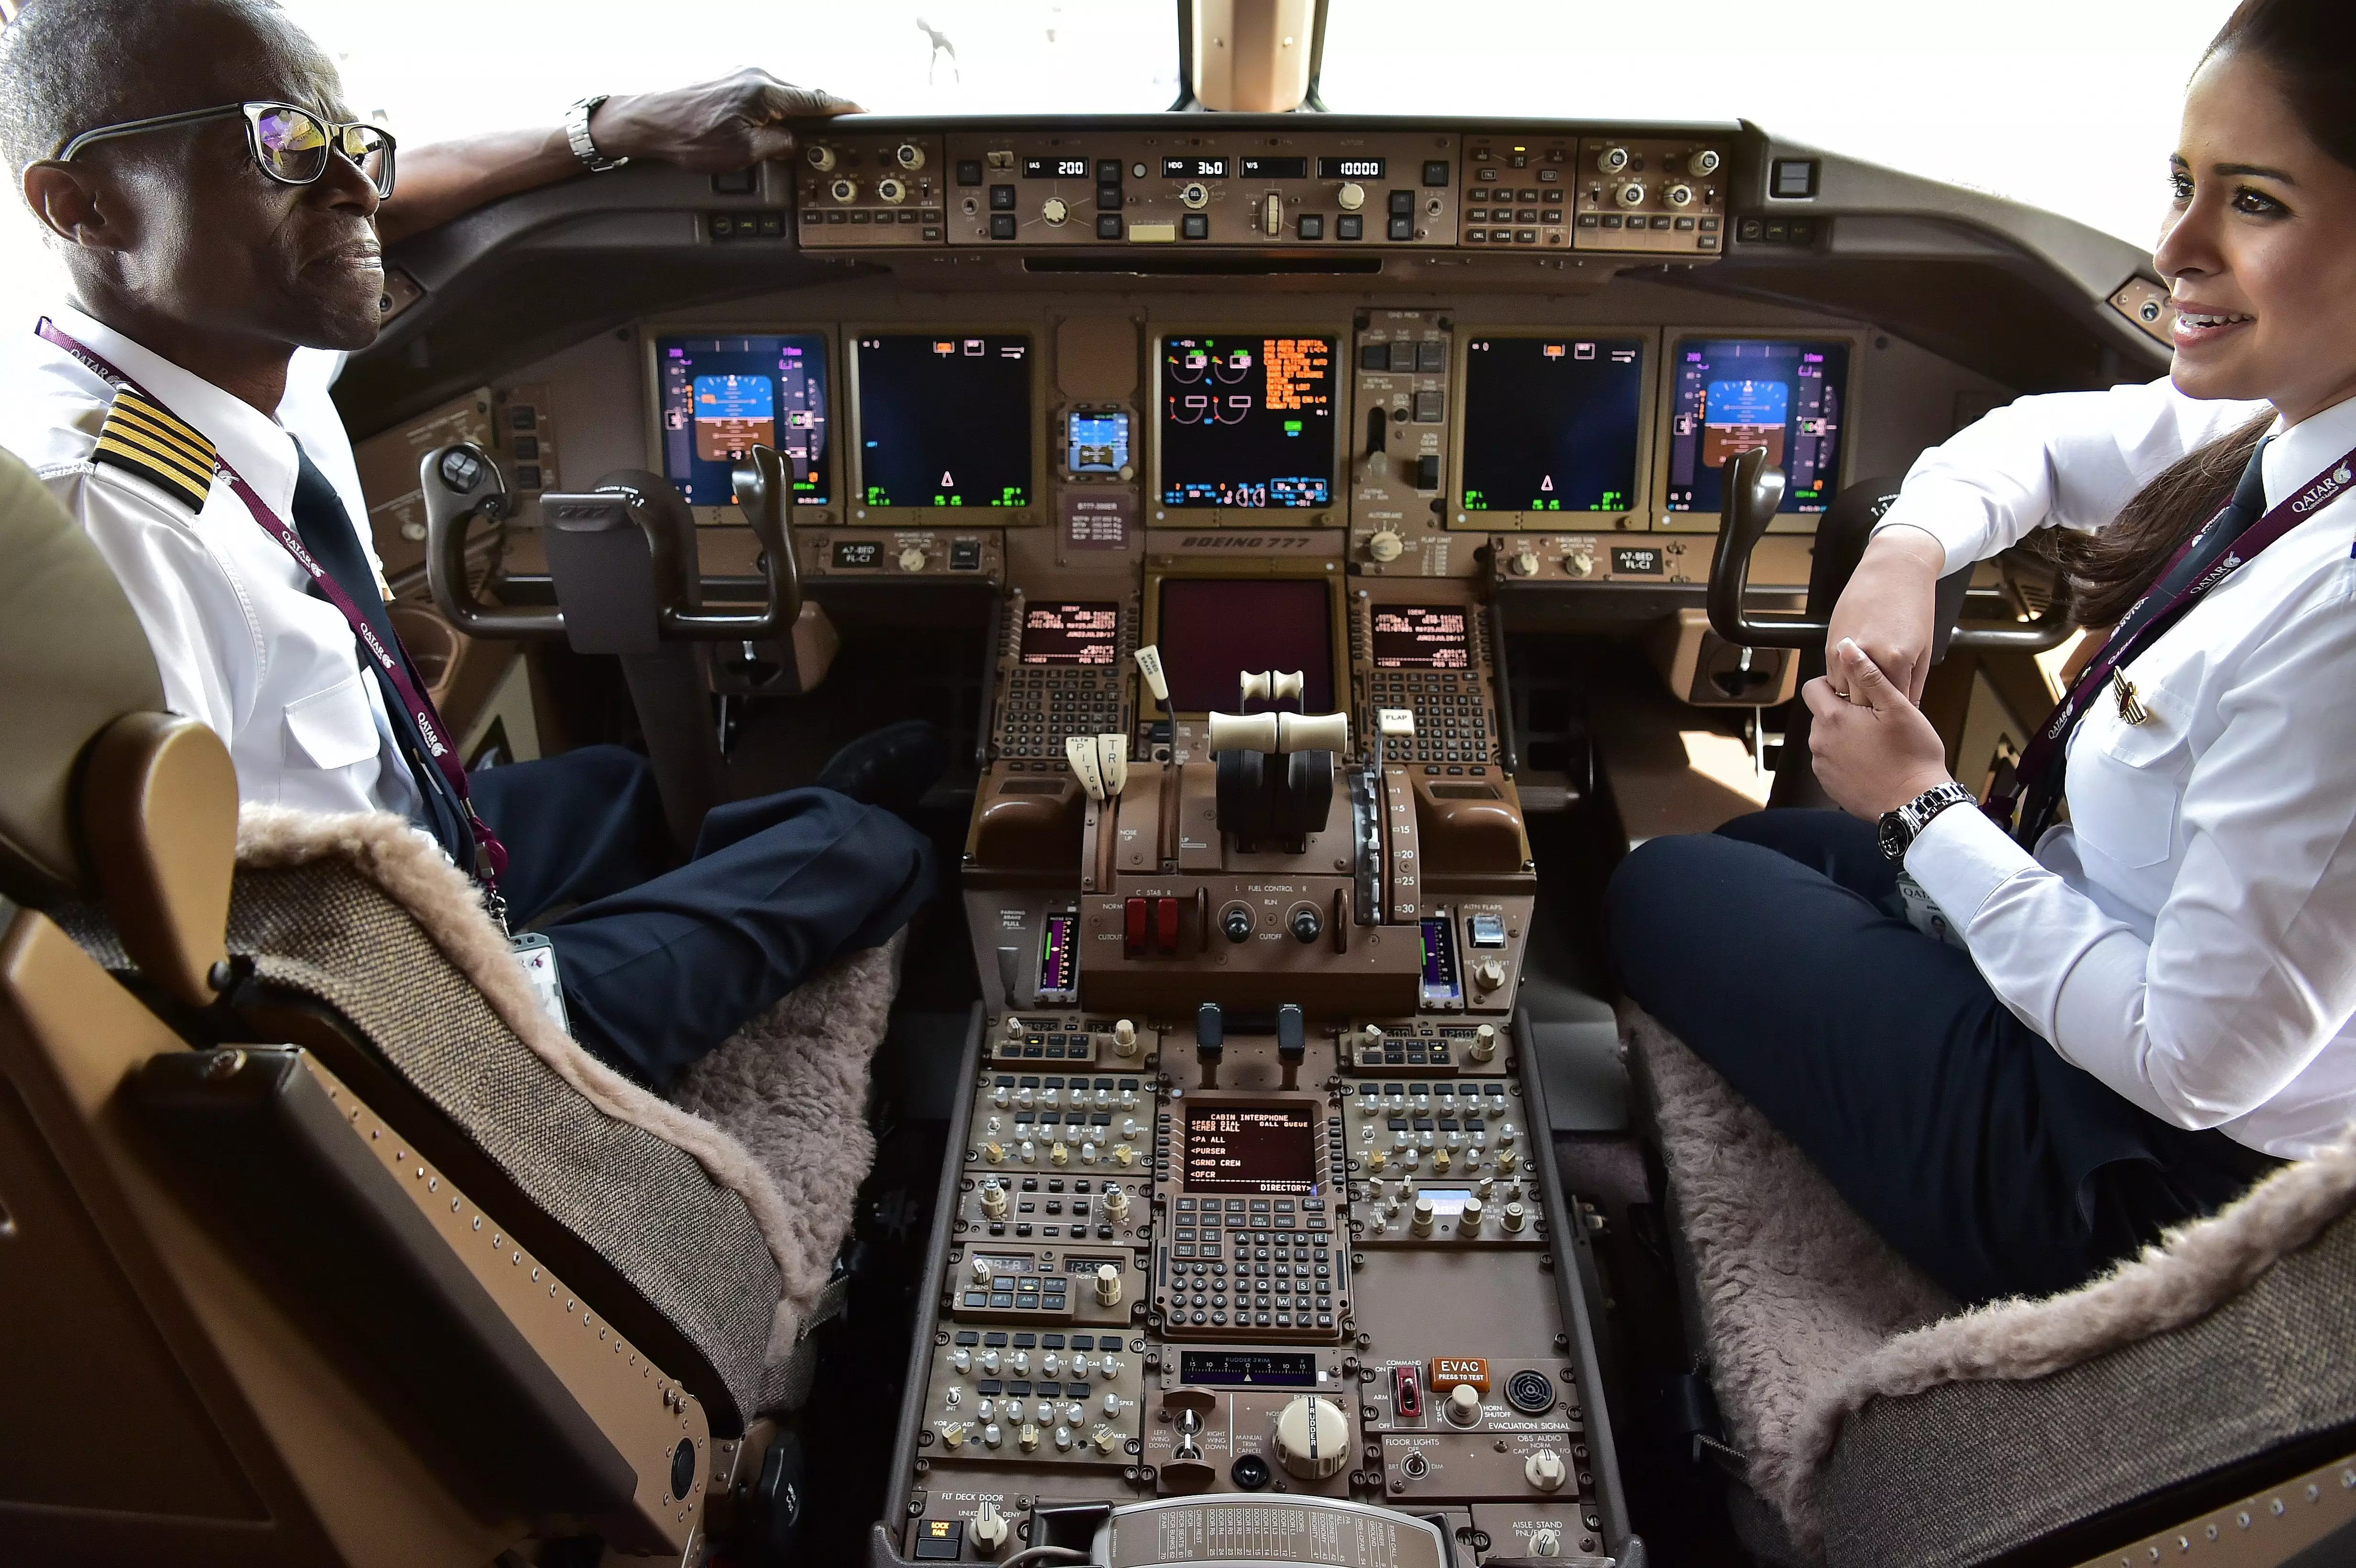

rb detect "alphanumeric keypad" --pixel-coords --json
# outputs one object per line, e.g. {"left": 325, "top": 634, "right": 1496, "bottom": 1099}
{"left": 1000, "top": 666, "right": 1122, "bottom": 760}
{"left": 1371, "top": 669, "right": 1493, "bottom": 765}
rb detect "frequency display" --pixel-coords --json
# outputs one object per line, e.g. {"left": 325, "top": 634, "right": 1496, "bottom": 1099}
{"left": 855, "top": 334, "right": 1033, "bottom": 509}
{"left": 1158, "top": 334, "right": 1336, "bottom": 509}
{"left": 1183, "top": 1104, "right": 1318, "bottom": 1195}
{"left": 1020, "top": 602, "right": 1119, "bottom": 665}
{"left": 1459, "top": 337, "right": 1643, "bottom": 514}
{"left": 1370, "top": 606, "right": 1471, "bottom": 671}
{"left": 1664, "top": 338, "right": 1850, "bottom": 514}
{"left": 657, "top": 335, "right": 828, "bottom": 505}
{"left": 1156, "top": 578, "right": 1334, "bottom": 713}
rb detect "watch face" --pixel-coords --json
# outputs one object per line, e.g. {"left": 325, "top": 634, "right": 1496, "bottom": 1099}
{"left": 1877, "top": 812, "right": 1909, "bottom": 860}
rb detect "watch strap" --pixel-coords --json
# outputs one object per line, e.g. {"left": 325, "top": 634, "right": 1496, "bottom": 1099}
{"left": 1880, "top": 780, "right": 1974, "bottom": 861}
{"left": 566, "top": 95, "right": 628, "bottom": 173}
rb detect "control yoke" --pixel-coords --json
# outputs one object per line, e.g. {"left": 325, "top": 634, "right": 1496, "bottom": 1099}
{"left": 1705, "top": 446, "right": 2072, "bottom": 656}
{"left": 419, "top": 442, "right": 802, "bottom": 645}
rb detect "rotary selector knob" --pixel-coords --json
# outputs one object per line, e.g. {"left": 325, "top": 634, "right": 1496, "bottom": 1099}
{"left": 1665, "top": 183, "right": 1695, "bottom": 208}
{"left": 1274, "top": 1396, "right": 1352, "bottom": 1479}
{"left": 973, "top": 1500, "right": 1009, "bottom": 1555}
{"left": 971, "top": 1258, "right": 994, "bottom": 1288}
{"left": 1469, "top": 1024, "right": 1498, "bottom": 1063}
{"left": 1595, "top": 144, "right": 1631, "bottom": 175}
{"left": 894, "top": 142, "right": 927, "bottom": 170}
{"left": 1004, "top": 1015, "right": 1025, "bottom": 1039}
{"left": 1103, "top": 1185, "right": 1130, "bottom": 1221}
{"left": 1445, "top": 1383, "right": 1483, "bottom": 1426}
{"left": 1690, "top": 148, "right": 1722, "bottom": 176}
{"left": 829, "top": 176, "right": 858, "bottom": 204}
{"left": 979, "top": 1180, "right": 1008, "bottom": 1220}
{"left": 1368, "top": 529, "right": 1405, "bottom": 563}
{"left": 1411, "top": 1195, "right": 1437, "bottom": 1237}
{"left": 1510, "top": 547, "right": 1540, "bottom": 577}
{"left": 1337, "top": 182, "right": 1366, "bottom": 211}
{"left": 1503, "top": 1201, "right": 1528, "bottom": 1232}
{"left": 1041, "top": 196, "right": 1069, "bottom": 225}
{"left": 1615, "top": 181, "right": 1647, "bottom": 208}
{"left": 876, "top": 176, "right": 908, "bottom": 204}
{"left": 1567, "top": 547, "right": 1596, "bottom": 577}
{"left": 1472, "top": 957, "right": 1507, "bottom": 992}
{"left": 1094, "top": 1263, "right": 1123, "bottom": 1306}
{"left": 1528, "top": 1526, "right": 1563, "bottom": 1557}
{"left": 898, "top": 545, "right": 928, "bottom": 572}
{"left": 1179, "top": 182, "right": 1210, "bottom": 210}
{"left": 1460, "top": 1197, "right": 1485, "bottom": 1235}
{"left": 1526, "top": 1448, "right": 1567, "bottom": 1492}
{"left": 1113, "top": 1017, "right": 1139, "bottom": 1056}
{"left": 806, "top": 143, "right": 837, "bottom": 172}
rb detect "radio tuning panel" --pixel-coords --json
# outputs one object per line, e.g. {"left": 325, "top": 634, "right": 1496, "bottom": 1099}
{"left": 794, "top": 134, "right": 945, "bottom": 245}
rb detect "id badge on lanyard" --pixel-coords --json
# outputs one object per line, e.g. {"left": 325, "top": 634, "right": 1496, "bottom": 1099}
{"left": 510, "top": 932, "right": 572, "bottom": 1034}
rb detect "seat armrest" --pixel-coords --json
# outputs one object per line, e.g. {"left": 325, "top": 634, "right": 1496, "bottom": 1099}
{"left": 135, "top": 1046, "right": 709, "bottom": 1555}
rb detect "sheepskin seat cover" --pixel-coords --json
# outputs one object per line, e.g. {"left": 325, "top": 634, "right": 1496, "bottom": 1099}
{"left": 71, "top": 805, "right": 901, "bottom": 1431}
{"left": 1625, "top": 1006, "right": 2356, "bottom": 1566}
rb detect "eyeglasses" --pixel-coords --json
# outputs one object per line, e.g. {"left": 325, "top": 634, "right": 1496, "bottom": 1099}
{"left": 55, "top": 101, "right": 396, "bottom": 199}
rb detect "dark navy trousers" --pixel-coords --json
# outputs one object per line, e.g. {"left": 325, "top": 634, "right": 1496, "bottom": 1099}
{"left": 469, "top": 745, "right": 935, "bottom": 1091}
{"left": 1607, "top": 809, "right": 2279, "bottom": 1304}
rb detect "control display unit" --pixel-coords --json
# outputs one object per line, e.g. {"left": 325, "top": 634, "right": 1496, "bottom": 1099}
{"left": 1183, "top": 1104, "right": 1320, "bottom": 1195}
{"left": 1154, "top": 578, "right": 1335, "bottom": 714}
{"left": 1370, "top": 606, "right": 1472, "bottom": 671}
{"left": 1158, "top": 334, "right": 1337, "bottom": 509}
{"left": 1664, "top": 337, "right": 1850, "bottom": 515}
{"left": 1020, "top": 601, "right": 1119, "bottom": 666}
{"left": 1067, "top": 410, "right": 1131, "bottom": 475}
{"left": 656, "top": 334, "right": 828, "bottom": 504}
{"left": 854, "top": 333, "right": 1033, "bottom": 509}
{"left": 1459, "top": 336, "right": 1644, "bottom": 516}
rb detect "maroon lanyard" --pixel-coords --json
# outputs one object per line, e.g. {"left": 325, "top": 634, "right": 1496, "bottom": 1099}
{"left": 38, "top": 318, "right": 508, "bottom": 885}
{"left": 1985, "top": 436, "right": 2356, "bottom": 844}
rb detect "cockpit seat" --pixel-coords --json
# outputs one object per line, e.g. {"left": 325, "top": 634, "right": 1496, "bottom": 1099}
{"left": 1626, "top": 1005, "right": 2356, "bottom": 1567}
{"left": 0, "top": 445, "right": 900, "bottom": 1562}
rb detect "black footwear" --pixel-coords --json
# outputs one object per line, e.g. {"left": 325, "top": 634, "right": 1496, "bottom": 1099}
{"left": 813, "top": 719, "right": 949, "bottom": 819}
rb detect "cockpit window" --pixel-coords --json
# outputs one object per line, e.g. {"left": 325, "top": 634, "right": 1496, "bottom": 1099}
{"left": 1319, "top": 0, "right": 2226, "bottom": 248}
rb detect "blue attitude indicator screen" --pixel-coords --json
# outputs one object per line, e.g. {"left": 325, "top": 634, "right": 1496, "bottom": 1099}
{"left": 1459, "top": 337, "right": 1645, "bottom": 514}
{"left": 657, "top": 334, "right": 828, "bottom": 505}
{"left": 857, "top": 334, "right": 1033, "bottom": 508}
{"left": 1159, "top": 334, "right": 1336, "bottom": 509}
{"left": 1664, "top": 338, "right": 1850, "bottom": 515}
{"left": 1068, "top": 410, "right": 1131, "bottom": 474}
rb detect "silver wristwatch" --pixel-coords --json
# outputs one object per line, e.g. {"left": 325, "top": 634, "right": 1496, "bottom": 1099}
{"left": 1877, "top": 780, "right": 1974, "bottom": 862}
{"left": 565, "top": 95, "right": 629, "bottom": 173}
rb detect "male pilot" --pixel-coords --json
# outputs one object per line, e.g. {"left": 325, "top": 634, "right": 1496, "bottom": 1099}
{"left": 0, "top": 0, "right": 939, "bottom": 1089}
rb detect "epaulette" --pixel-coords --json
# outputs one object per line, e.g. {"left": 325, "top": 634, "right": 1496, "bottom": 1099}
{"left": 90, "top": 386, "right": 216, "bottom": 512}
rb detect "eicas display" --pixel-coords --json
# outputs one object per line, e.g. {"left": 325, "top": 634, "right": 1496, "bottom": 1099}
{"left": 856, "top": 333, "right": 1033, "bottom": 508}
{"left": 1159, "top": 334, "right": 1336, "bottom": 509}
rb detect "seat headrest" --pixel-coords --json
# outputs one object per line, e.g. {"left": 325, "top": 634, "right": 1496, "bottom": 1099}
{"left": 0, "top": 445, "right": 170, "bottom": 906}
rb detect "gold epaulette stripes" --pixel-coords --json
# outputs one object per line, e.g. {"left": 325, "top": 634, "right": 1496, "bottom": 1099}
{"left": 90, "top": 386, "right": 217, "bottom": 512}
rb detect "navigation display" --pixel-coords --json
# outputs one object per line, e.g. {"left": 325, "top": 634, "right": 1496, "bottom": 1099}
{"left": 1183, "top": 1103, "right": 1318, "bottom": 1195}
{"left": 1664, "top": 337, "right": 1849, "bottom": 515}
{"left": 1459, "top": 337, "right": 1643, "bottom": 515}
{"left": 1156, "top": 578, "right": 1334, "bottom": 713}
{"left": 1020, "top": 601, "right": 1118, "bottom": 665}
{"left": 1159, "top": 334, "right": 1336, "bottom": 509}
{"left": 657, "top": 335, "right": 828, "bottom": 505}
{"left": 1371, "top": 605, "right": 1471, "bottom": 671}
{"left": 855, "top": 334, "right": 1032, "bottom": 509}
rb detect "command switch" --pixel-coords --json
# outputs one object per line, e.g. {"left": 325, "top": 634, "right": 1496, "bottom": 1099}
{"left": 1393, "top": 1364, "right": 1424, "bottom": 1419}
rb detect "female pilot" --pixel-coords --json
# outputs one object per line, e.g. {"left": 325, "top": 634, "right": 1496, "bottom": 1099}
{"left": 1608, "top": 0, "right": 2356, "bottom": 1305}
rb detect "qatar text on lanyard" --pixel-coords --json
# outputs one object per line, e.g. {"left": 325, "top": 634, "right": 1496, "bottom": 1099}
{"left": 35, "top": 318, "right": 513, "bottom": 911}
{"left": 1985, "top": 440, "right": 2356, "bottom": 848}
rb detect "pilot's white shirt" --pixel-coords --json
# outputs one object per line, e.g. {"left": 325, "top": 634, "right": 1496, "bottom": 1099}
{"left": 0, "top": 305, "right": 422, "bottom": 823}
{"left": 1878, "top": 380, "right": 2356, "bottom": 1160}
